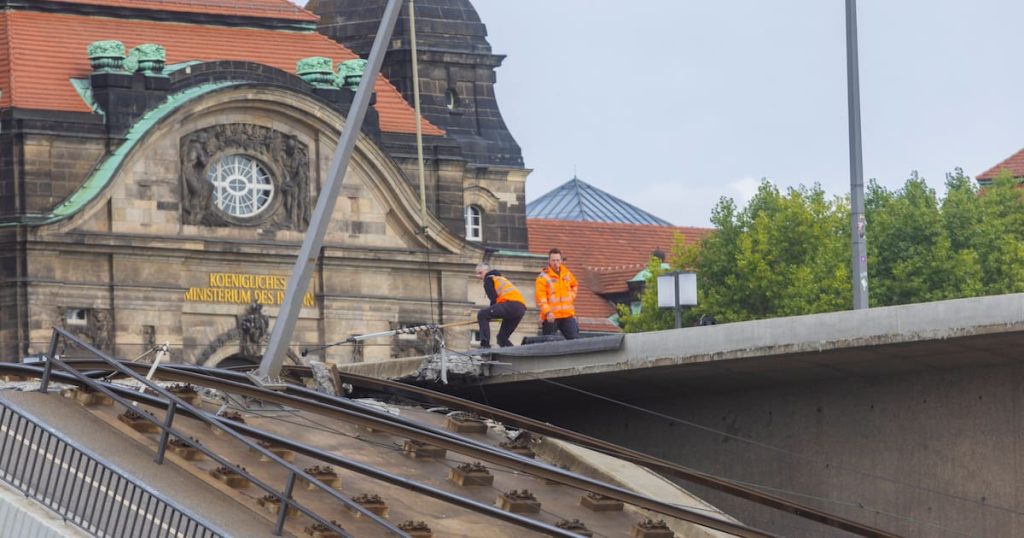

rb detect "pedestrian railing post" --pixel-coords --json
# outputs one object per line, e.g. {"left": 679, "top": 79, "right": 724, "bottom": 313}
{"left": 274, "top": 471, "right": 297, "bottom": 536}
{"left": 154, "top": 401, "right": 177, "bottom": 464}
{"left": 39, "top": 330, "right": 61, "bottom": 393}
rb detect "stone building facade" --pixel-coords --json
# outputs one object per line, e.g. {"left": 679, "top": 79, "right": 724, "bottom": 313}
{"left": 0, "top": 0, "right": 538, "bottom": 366}
{"left": 309, "top": 0, "right": 529, "bottom": 249}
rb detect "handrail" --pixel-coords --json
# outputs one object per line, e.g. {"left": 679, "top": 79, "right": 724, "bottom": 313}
{"left": 173, "top": 362, "right": 901, "bottom": 538}
{"left": 0, "top": 397, "right": 226, "bottom": 538}
{"left": 101, "top": 386, "right": 593, "bottom": 538}
{"left": 6, "top": 363, "right": 593, "bottom": 538}
{"left": 5, "top": 350, "right": 904, "bottom": 537}
{"left": 41, "top": 327, "right": 404, "bottom": 538}
{"left": 46, "top": 359, "right": 778, "bottom": 537}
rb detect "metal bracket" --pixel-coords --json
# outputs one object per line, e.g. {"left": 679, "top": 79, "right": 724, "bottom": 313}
{"left": 245, "top": 370, "right": 288, "bottom": 391}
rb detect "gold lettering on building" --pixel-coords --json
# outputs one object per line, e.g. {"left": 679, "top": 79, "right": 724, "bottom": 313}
{"left": 185, "top": 273, "right": 315, "bottom": 306}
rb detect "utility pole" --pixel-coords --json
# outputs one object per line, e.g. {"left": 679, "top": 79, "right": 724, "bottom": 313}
{"left": 255, "top": 0, "right": 405, "bottom": 385}
{"left": 846, "top": 0, "right": 869, "bottom": 309}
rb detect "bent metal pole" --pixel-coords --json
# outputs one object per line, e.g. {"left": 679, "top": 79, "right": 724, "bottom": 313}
{"left": 257, "top": 0, "right": 404, "bottom": 383}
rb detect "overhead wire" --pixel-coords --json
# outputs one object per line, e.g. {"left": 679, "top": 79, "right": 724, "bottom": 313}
{"left": 49, "top": 343, "right": 991, "bottom": 536}
{"left": 51, "top": 341, "right": 1006, "bottom": 523}
{"left": 473, "top": 358, "right": 1020, "bottom": 518}
{"left": 722, "top": 477, "right": 979, "bottom": 538}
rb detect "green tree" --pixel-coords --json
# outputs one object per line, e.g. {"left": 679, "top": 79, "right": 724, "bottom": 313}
{"left": 620, "top": 181, "right": 850, "bottom": 331}
{"left": 971, "top": 171, "right": 1024, "bottom": 294}
{"left": 866, "top": 173, "right": 983, "bottom": 305}
{"left": 615, "top": 254, "right": 676, "bottom": 332}
{"left": 941, "top": 168, "right": 981, "bottom": 253}
{"left": 620, "top": 171, "right": 1024, "bottom": 334}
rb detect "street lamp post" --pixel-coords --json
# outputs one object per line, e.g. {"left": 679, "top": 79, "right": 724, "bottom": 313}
{"left": 846, "top": 0, "right": 869, "bottom": 309}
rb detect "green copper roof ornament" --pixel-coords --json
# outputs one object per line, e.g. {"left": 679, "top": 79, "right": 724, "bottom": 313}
{"left": 87, "top": 40, "right": 126, "bottom": 73}
{"left": 296, "top": 56, "right": 336, "bottom": 88}
{"left": 124, "top": 44, "right": 167, "bottom": 76}
{"left": 336, "top": 59, "right": 368, "bottom": 91}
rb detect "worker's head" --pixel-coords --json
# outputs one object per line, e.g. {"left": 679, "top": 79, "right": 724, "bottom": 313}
{"left": 474, "top": 262, "right": 490, "bottom": 279}
{"left": 547, "top": 248, "right": 563, "bottom": 272}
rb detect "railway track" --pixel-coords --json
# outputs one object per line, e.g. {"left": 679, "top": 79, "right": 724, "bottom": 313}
{"left": 1, "top": 356, "right": 899, "bottom": 538}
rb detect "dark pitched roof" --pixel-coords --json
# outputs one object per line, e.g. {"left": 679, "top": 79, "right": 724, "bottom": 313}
{"left": 527, "top": 177, "right": 673, "bottom": 226}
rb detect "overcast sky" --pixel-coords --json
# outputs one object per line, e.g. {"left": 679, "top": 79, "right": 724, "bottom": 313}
{"left": 468, "top": 0, "right": 1024, "bottom": 226}
{"left": 298, "top": 1, "right": 1024, "bottom": 227}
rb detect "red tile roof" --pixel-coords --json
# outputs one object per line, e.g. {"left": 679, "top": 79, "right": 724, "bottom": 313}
{"left": 0, "top": 17, "right": 11, "bottom": 113}
{"left": 50, "top": 0, "right": 319, "bottom": 21}
{"left": 527, "top": 219, "right": 713, "bottom": 332}
{"left": 978, "top": 146, "right": 1024, "bottom": 181}
{"left": 585, "top": 265, "right": 647, "bottom": 295}
{"left": 0, "top": 10, "right": 443, "bottom": 136}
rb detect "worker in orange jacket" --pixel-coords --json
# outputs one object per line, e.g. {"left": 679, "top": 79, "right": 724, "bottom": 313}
{"left": 475, "top": 263, "right": 527, "bottom": 348}
{"left": 534, "top": 248, "right": 579, "bottom": 340}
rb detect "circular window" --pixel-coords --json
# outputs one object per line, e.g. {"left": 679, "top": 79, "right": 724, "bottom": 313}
{"left": 206, "top": 155, "right": 274, "bottom": 218}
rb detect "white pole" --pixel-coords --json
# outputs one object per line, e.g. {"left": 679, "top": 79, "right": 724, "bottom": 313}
{"left": 142, "top": 343, "right": 169, "bottom": 386}
{"left": 134, "top": 342, "right": 169, "bottom": 406}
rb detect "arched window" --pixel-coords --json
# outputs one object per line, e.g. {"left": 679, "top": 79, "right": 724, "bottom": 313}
{"left": 464, "top": 205, "right": 482, "bottom": 241}
{"left": 445, "top": 88, "right": 459, "bottom": 112}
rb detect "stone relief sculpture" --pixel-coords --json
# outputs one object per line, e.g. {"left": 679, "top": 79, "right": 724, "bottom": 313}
{"left": 179, "top": 124, "right": 311, "bottom": 230}
{"left": 182, "top": 131, "right": 215, "bottom": 224}
{"left": 58, "top": 307, "right": 113, "bottom": 354}
{"left": 281, "top": 135, "right": 311, "bottom": 229}
{"left": 238, "top": 301, "right": 269, "bottom": 358}
{"left": 90, "top": 310, "right": 112, "bottom": 352}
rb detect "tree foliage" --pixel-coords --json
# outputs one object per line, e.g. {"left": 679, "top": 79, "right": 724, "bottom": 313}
{"left": 866, "top": 173, "right": 981, "bottom": 304}
{"left": 619, "top": 171, "right": 1024, "bottom": 333}
{"left": 620, "top": 181, "right": 849, "bottom": 329}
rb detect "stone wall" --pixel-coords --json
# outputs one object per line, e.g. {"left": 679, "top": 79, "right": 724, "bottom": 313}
{"left": 313, "top": 0, "right": 530, "bottom": 251}
{"left": 8, "top": 85, "right": 541, "bottom": 365}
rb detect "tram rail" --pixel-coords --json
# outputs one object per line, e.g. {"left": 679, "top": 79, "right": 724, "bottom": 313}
{"left": 1, "top": 349, "right": 900, "bottom": 538}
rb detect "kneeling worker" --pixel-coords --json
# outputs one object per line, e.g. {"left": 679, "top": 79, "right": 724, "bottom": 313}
{"left": 475, "top": 263, "right": 527, "bottom": 348}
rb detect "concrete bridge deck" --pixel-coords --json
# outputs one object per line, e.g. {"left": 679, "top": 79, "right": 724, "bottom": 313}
{"left": 476, "top": 293, "right": 1024, "bottom": 396}
{"left": 442, "top": 294, "right": 1024, "bottom": 537}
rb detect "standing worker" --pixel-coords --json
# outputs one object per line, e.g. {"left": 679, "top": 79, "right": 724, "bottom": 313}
{"left": 475, "top": 263, "right": 527, "bottom": 348}
{"left": 535, "top": 248, "right": 579, "bottom": 340}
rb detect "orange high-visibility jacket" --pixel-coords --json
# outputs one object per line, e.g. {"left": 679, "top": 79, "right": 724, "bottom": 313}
{"left": 490, "top": 274, "right": 526, "bottom": 305}
{"left": 535, "top": 265, "right": 578, "bottom": 320}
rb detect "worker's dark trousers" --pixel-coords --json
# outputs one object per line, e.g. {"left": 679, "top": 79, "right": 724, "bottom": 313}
{"left": 542, "top": 316, "right": 579, "bottom": 340}
{"left": 478, "top": 301, "right": 527, "bottom": 347}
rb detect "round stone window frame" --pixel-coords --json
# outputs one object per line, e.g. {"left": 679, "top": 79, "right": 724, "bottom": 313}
{"left": 204, "top": 153, "right": 281, "bottom": 225}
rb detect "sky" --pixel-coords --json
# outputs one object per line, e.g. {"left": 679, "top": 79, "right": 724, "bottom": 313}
{"left": 296, "top": 1, "right": 1024, "bottom": 227}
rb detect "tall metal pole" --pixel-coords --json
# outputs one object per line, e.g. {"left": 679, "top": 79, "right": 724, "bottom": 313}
{"left": 673, "top": 272, "right": 681, "bottom": 329}
{"left": 256, "top": 0, "right": 405, "bottom": 383}
{"left": 846, "top": 0, "right": 869, "bottom": 309}
{"left": 408, "top": 0, "right": 429, "bottom": 229}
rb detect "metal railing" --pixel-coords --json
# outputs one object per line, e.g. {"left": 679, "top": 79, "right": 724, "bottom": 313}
{"left": 40, "top": 327, "right": 404, "bottom": 537}
{"left": 0, "top": 400, "right": 224, "bottom": 538}
{"left": 28, "top": 363, "right": 589, "bottom": 538}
